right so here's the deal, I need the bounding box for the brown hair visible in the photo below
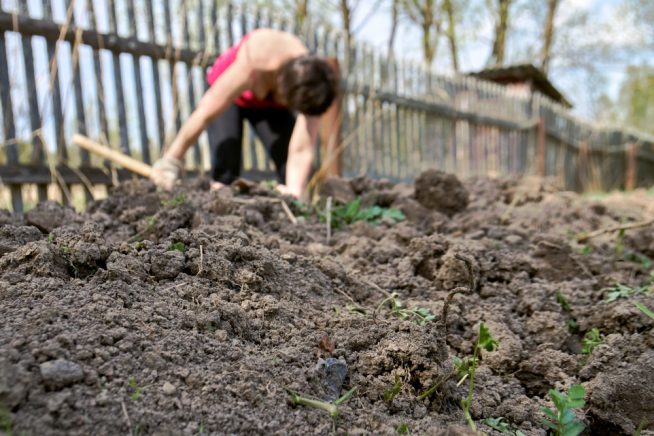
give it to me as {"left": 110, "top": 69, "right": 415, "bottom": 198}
{"left": 277, "top": 55, "right": 339, "bottom": 116}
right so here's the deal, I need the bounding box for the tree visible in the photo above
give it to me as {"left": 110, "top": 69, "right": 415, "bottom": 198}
{"left": 540, "top": 0, "right": 559, "bottom": 73}
{"left": 388, "top": 0, "right": 400, "bottom": 57}
{"left": 402, "top": 0, "right": 442, "bottom": 67}
{"left": 616, "top": 65, "right": 654, "bottom": 134}
{"left": 442, "top": 0, "right": 459, "bottom": 71}
{"left": 488, "top": 0, "right": 512, "bottom": 66}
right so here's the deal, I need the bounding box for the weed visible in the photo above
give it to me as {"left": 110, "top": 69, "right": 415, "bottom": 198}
{"left": 59, "top": 244, "right": 71, "bottom": 255}
{"left": 614, "top": 228, "right": 626, "bottom": 258}
{"left": 47, "top": 233, "right": 55, "bottom": 243}
{"left": 161, "top": 194, "right": 188, "bottom": 207}
{"left": 605, "top": 283, "right": 648, "bottom": 302}
{"left": 459, "top": 322, "right": 499, "bottom": 432}
{"left": 484, "top": 417, "right": 526, "bottom": 436}
{"left": 396, "top": 421, "right": 410, "bottom": 434}
{"left": 624, "top": 252, "right": 653, "bottom": 269}
{"left": 128, "top": 378, "right": 141, "bottom": 401}
{"left": 383, "top": 375, "right": 403, "bottom": 403}
{"left": 197, "top": 420, "right": 206, "bottom": 435}
{"left": 566, "top": 319, "right": 579, "bottom": 333}
{"left": 377, "top": 292, "right": 435, "bottom": 326}
{"left": 287, "top": 387, "right": 357, "bottom": 430}
{"left": 291, "top": 199, "right": 313, "bottom": 220}
{"left": 167, "top": 242, "right": 186, "bottom": 253}
{"left": 577, "top": 245, "right": 592, "bottom": 256}
{"left": 0, "top": 402, "right": 12, "bottom": 435}
{"left": 346, "top": 303, "right": 367, "bottom": 316}
{"left": 634, "top": 301, "right": 654, "bottom": 321}
{"left": 556, "top": 291, "right": 572, "bottom": 312}
{"left": 321, "top": 198, "right": 405, "bottom": 230}
{"left": 542, "top": 384, "right": 586, "bottom": 436}
{"left": 582, "top": 328, "right": 604, "bottom": 355}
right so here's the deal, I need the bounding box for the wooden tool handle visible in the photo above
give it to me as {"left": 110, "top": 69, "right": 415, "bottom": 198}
{"left": 73, "top": 134, "right": 153, "bottom": 178}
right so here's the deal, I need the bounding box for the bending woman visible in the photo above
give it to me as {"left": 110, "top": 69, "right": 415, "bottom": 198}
{"left": 150, "top": 29, "right": 339, "bottom": 198}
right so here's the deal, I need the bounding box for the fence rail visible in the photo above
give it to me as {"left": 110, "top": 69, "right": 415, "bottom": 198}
{"left": 1, "top": 0, "right": 654, "bottom": 214}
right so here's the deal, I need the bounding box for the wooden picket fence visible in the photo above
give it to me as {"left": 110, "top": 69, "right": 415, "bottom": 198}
{"left": 1, "top": 0, "right": 654, "bottom": 213}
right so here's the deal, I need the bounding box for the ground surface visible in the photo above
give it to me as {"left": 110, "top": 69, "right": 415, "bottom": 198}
{"left": 1, "top": 172, "right": 654, "bottom": 435}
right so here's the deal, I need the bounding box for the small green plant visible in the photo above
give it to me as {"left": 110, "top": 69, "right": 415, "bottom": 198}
{"left": 377, "top": 292, "right": 435, "bottom": 326}
{"left": 396, "top": 421, "right": 410, "bottom": 435}
{"left": 542, "top": 384, "right": 586, "bottom": 436}
{"left": 458, "top": 322, "right": 499, "bottom": 432}
{"left": 59, "top": 244, "right": 71, "bottom": 255}
{"left": 161, "top": 194, "right": 188, "bottom": 207}
{"left": 287, "top": 387, "right": 357, "bottom": 430}
{"left": 556, "top": 291, "right": 572, "bottom": 312}
{"left": 167, "top": 242, "right": 186, "bottom": 253}
{"left": 261, "top": 180, "right": 277, "bottom": 190}
{"left": 614, "top": 228, "right": 626, "bottom": 258}
{"left": 383, "top": 375, "right": 403, "bottom": 403}
{"left": 345, "top": 303, "right": 367, "bottom": 316}
{"left": 47, "top": 233, "right": 55, "bottom": 243}
{"left": 0, "top": 402, "right": 12, "bottom": 435}
{"left": 582, "top": 328, "right": 604, "bottom": 355}
{"left": 128, "top": 378, "right": 142, "bottom": 401}
{"left": 624, "top": 252, "right": 653, "bottom": 269}
{"left": 484, "top": 417, "right": 526, "bottom": 436}
{"left": 634, "top": 301, "right": 654, "bottom": 321}
{"left": 605, "top": 283, "right": 648, "bottom": 302}
{"left": 321, "top": 198, "right": 405, "bottom": 230}
{"left": 566, "top": 319, "right": 579, "bottom": 333}
{"left": 577, "top": 245, "right": 592, "bottom": 256}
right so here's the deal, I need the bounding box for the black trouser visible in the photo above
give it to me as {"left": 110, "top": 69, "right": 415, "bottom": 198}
{"left": 206, "top": 103, "right": 296, "bottom": 184}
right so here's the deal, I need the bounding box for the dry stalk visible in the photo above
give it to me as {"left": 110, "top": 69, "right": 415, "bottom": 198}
{"left": 577, "top": 217, "right": 654, "bottom": 242}
{"left": 326, "top": 196, "right": 333, "bottom": 242}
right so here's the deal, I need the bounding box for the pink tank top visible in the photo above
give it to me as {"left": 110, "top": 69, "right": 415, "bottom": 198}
{"left": 206, "top": 33, "right": 284, "bottom": 109}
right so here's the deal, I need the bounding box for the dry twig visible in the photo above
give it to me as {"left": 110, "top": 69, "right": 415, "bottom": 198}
{"left": 577, "top": 217, "right": 654, "bottom": 242}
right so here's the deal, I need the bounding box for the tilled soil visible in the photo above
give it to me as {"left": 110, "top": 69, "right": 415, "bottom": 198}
{"left": 1, "top": 172, "right": 654, "bottom": 435}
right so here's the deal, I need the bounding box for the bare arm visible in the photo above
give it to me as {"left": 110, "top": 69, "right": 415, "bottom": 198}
{"left": 164, "top": 61, "right": 250, "bottom": 161}
{"left": 282, "top": 114, "right": 320, "bottom": 198}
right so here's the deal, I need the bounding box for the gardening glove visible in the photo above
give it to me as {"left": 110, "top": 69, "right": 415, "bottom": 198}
{"left": 151, "top": 156, "right": 182, "bottom": 191}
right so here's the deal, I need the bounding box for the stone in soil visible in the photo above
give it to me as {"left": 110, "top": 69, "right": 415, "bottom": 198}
{"left": 39, "top": 359, "right": 84, "bottom": 389}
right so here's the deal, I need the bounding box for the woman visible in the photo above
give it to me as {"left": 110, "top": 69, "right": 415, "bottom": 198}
{"left": 150, "top": 28, "right": 339, "bottom": 198}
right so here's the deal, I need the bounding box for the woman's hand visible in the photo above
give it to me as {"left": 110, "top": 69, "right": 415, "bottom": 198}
{"left": 150, "top": 156, "right": 183, "bottom": 190}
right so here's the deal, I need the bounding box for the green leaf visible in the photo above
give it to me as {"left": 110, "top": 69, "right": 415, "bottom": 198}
{"left": 334, "top": 387, "right": 357, "bottom": 406}
{"left": 562, "top": 421, "right": 585, "bottom": 436}
{"left": 541, "top": 407, "right": 557, "bottom": 420}
{"left": 478, "top": 322, "right": 499, "bottom": 352}
{"left": 382, "top": 208, "right": 406, "bottom": 222}
{"left": 634, "top": 301, "right": 654, "bottom": 321}
{"left": 167, "top": 242, "right": 186, "bottom": 252}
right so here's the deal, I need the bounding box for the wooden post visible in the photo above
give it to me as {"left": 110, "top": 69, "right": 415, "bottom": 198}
{"left": 536, "top": 116, "right": 546, "bottom": 177}
{"left": 107, "top": 0, "right": 130, "bottom": 154}
{"left": 577, "top": 140, "right": 589, "bottom": 191}
{"left": 625, "top": 142, "right": 637, "bottom": 191}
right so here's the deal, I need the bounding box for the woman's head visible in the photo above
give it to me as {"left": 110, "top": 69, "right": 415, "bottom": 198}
{"left": 277, "top": 55, "right": 339, "bottom": 116}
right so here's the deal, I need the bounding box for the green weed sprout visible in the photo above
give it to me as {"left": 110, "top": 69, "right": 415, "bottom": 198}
{"left": 634, "top": 301, "right": 654, "bottom": 321}
{"left": 581, "top": 328, "right": 604, "bottom": 355}
{"left": 288, "top": 387, "right": 357, "bottom": 429}
{"left": 377, "top": 292, "right": 435, "bottom": 326}
{"left": 383, "top": 375, "right": 403, "bottom": 403}
{"left": 396, "top": 422, "right": 410, "bottom": 434}
{"left": 556, "top": 291, "right": 572, "bottom": 312}
{"left": 321, "top": 198, "right": 405, "bottom": 230}
{"left": 605, "top": 283, "right": 648, "bottom": 302}
{"left": 458, "top": 322, "right": 499, "bottom": 432}
{"left": 161, "top": 194, "right": 188, "bottom": 207}
{"left": 128, "top": 378, "right": 141, "bottom": 401}
{"left": 542, "top": 384, "right": 586, "bottom": 436}
{"left": 484, "top": 417, "right": 526, "bottom": 436}
{"left": 167, "top": 242, "right": 186, "bottom": 253}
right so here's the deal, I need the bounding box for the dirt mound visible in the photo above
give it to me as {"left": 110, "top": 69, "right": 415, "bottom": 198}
{"left": 1, "top": 171, "right": 653, "bottom": 435}
{"left": 414, "top": 169, "right": 469, "bottom": 215}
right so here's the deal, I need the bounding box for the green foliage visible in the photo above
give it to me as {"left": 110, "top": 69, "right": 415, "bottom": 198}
{"left": 634, "top": 301, "right": 654, "bottom": 321}
{"left": 128, "top": 378, "right": 141, "bottom": 401}
{"left": 577, "top": 245, "right": 592, "bottom": 256}
{"left": 322, "top": 198, "right": 405, "bottom": 230}
{"left": 47, "top": 233, "right": 55, "bottom": 243}
{"left": 605, "top": 283, "right": 648, "bottom": 302}
{"left": 59, "top": 244, "right": 71, "bottom": 255}
{"left": 0, "top": 402, "right": 12, "bottom": 435}
{"left": 161, "top": 194, "right": 188, "bottom": 207}
{"left": 582, "top": 328, "right": 604, "bottom": 355}
{"left": 460, "top": 322, "right": 499, "bottom": 432}
{"left": 556, "top": 291, "right": 572, "bottom": 312}
{"left": 566, "top": 319, "right": 579, "bottom": 333}
{"left": 396, "top": 422, "right": 410, "bottom": 435}
{"left": 624, "top": 252, "right": 653, "bottom": 269}
{"left": 167, "top": 242, "right": 186, "bottom": 253}
{"left": 261, "top": 180, "right": 277, "bottom": 190}
{"left": 345, "top": 303, "right": 367, "bottom": 315}
{"left": 542, "top": 384, "right": 586, "bottom": 436}
{"left": 377, "top": 292, "right": 436, "bottom": 326}
{"left": 484, "top": 417, "right": 526, "bottom": 436}
{"left": 383, "top": 375, "right": 403, "bottom": 403}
